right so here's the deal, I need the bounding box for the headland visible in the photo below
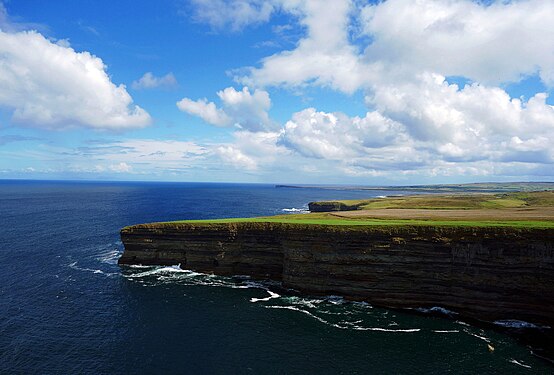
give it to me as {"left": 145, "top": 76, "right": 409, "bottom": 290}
{"left": 119, "top": 189, "right": 554, "bottom": 332}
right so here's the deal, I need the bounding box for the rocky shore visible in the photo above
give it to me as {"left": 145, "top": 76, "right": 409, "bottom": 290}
{"left": 119, "top": 222, "right": 554, "bottom": 327}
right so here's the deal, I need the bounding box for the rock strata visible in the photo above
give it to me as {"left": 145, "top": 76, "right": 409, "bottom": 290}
{"left": 119, "top": 222, "right": 554, "bottom": 327}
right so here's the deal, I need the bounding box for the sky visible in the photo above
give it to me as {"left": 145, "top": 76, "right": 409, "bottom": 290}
{"left": 0, "top": 0, "right": 553, "bottom": 185}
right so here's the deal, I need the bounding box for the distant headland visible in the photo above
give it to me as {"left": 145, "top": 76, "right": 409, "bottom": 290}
{"left": 119, "top": 184, "right": 554, "bottom": 357}
{"left": 276, "top": 181, "right": 554, "bottom": 193}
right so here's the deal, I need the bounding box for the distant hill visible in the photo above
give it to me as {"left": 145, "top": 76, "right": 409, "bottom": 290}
{"left": 276, "top": 182, "right": 554, "bottom": 193}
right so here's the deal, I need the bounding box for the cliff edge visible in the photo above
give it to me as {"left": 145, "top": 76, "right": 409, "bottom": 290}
{"left": 119, "top": 221, "right": 554, "bottom": 327}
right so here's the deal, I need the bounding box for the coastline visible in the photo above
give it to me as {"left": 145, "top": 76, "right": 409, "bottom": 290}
{"left": 118, "top": 190, "right": 554, "bottom": 360}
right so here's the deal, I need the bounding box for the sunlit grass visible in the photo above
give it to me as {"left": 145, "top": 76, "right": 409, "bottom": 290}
{"left": 158, "top": 217, "right": 554, "bottom": 229}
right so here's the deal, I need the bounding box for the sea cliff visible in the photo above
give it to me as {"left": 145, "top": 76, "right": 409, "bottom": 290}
{"left": 119, "top": 222, "right": 554, "bottom": 327}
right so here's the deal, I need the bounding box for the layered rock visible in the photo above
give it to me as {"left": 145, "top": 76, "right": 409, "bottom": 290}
{"left": 307, "top": 201, "right": 360, "bottom": 212}
{"left": 119, "top": 222, "right": 554, "bottom": 327}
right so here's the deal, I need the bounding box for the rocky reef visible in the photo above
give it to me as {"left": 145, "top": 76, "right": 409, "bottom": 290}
{"left": 119, "top": 222, "right": 554, "bottom": 327}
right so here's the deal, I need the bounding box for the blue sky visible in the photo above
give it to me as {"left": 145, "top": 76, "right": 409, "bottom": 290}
{"left": 0, "top": 0, "right": 553, "bottom": 184}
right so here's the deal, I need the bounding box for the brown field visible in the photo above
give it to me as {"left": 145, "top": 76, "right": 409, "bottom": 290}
{"left": 329, "top": 207, "right": 554, "bottom": 221}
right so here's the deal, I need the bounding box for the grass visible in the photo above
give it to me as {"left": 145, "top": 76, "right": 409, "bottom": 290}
{"left": 311, "top": 191, "right": 554, "bottom": 211}
{"left": 135, "top": 191, "right": 554, "bottom": 230}
{"left": 157, "top": 217, "right": 554, "bottom": 229}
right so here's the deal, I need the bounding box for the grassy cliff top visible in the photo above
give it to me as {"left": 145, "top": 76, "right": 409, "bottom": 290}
{"left": 140, "top": 191, "right": 554, "bottom": 230}
{"left": 310, "top": 191, "right": 554, "bottom": 211}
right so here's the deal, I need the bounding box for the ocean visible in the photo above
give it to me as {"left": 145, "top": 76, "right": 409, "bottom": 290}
{"left": 0, "top": 180, "right": 551, "bottom": 374}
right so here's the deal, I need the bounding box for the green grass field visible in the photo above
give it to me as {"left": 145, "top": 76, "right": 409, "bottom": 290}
{"left": 311, "top": 191, "right": 554, "bottom": 210}
{"left": 145, "top": 191, "right": 554, "bottom": 230}
{"left": 158, "top": 216, "right": 554, "bottom": 229}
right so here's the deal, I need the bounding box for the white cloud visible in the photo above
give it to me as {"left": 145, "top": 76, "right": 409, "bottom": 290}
{"left": 177, "top": 86, "right": 275, "bottom": 131}
{"left": 50, "top": 139, "right": 210, "bottom": 176}
{"left": 101, "top": 139, "right": 208, "bottom": 163}
{"left": 212, "top": 130, "right": 291, "bottom": 171}
{"left": 279, "top": 107, "right": 426, "bottom": 172}
{"left": 109, "top": 162, "right": 132, "bottom": 173}
{"left": 215, "top": 146, "right": 258, "bottom": 170}
{"left": 281, "top": 108, "right": 406, "bottom": 160}
{"left": 176, "top": 97, "right": 232, "bottom": 126}
{"left": 233, "top": 0, "right": 554, "bottom": 92}
{"left": 238, "top": 0, "right": 372, "bottom": 93}
{"left": 5, "top": 0, "right": 553, "bottom": 182}
{"left": 188, "top": 0, "right": 277, "bottom": 31}
{"left": 0, "top": 30, "right": 151, "bottom": 130}
{"left": 368, "top": 73, "right": 554, "bottom": 162}
{"left": 361, "top": 0, "right": 554, "bottom": 87}
{"left": 132, "top": 72, "right": 178, "bottom": 90}
{"left": 217, "top": 86, "right": 273, "bottom": 131}
{"left": 194, "top": 0, "right": 554, "bottom": 177}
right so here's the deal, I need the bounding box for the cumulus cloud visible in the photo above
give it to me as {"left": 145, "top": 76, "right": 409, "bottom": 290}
{"left": 281, "top": 108, "right": 407, "bottom": 159}
{"left": 233, "top": 0, "right": 554, "bottom": 91}
{"left": 0, "top": 30, "right": 151, "bottom": 130}
{"left": 176, "top": 98, "right": 232, "bottom": 127}
{"left": 238, "top": 0, "right": 372, "bottom": 93}
{"left": 368, "top": 73, "right": 554, "bottom": 161}
{"left": 361, "top": 0, "right": 554, "bottom": 87}
{"left": 279, "top": 108, "right": 426, "bottom": 172}
{"left": 176, "top": 80, "right": 552, "bottom": 179}
{"left": 177, "top": 86, "right": 275, "bottom": 131}
{"left": 14, "top": 0, "right": 549, "bottom": 181}
{"left": 184, "top": 0, "right": 553, "bottom": 178}
{"left": 132, "top": 72, "right": 178, "bottom": 90}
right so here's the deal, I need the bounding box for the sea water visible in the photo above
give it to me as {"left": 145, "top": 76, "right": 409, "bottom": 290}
{"left": 0, "top": 180, "right": 551, "bottom": 374}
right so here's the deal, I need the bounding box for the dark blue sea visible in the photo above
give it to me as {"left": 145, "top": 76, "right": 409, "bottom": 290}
{"left": 0, "top": 180, "right": 552, "bottom": 374}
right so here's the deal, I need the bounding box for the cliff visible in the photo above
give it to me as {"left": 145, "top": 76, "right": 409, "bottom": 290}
{"left": 308, "top": 201, "right": 361, "bottom": 212}
{"left": 119, "top": 222, "right": 554, "bottom": 327}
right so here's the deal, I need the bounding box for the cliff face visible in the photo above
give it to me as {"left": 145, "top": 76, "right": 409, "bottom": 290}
{"left": 308, "top": 201, "right": 360, "bottom": 212}
{"left": 120, "top": 223, "right": 554, "bottom": 326}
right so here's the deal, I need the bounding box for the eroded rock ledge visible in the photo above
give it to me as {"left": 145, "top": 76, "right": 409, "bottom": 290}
{"left": 119, "top": 222, "right": 554, "bottom": 327}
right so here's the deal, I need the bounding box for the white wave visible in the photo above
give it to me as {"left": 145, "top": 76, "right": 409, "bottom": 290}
{"left": 250, "top": 290, "right": 281, "bottom": 303}
{"left": 243, "top": 281, "right": 270, "bottom": 289}
{"left": 123, "top": 267, "right": 286, "bottom": 297}
{"left": 325, "top": 295, "right": 347, "bottom": 305}
{"left": 376, "top": 195, "right": 387, "bottom": 198}
{"left": 68, "top": 261, "right": 117, "bottom": 277}
{"left": 96, "top": 247, "right": 122, "bottom": 265}
{"left": 494, "top": 320, "right": 548, "bottom": 329}
{"left": 345, "top": 319, "right": 363, "bottom": 325}
{"left": 265, "top": 305, "right": 420, "bottom": 333}
{"left": 415, "top": 306, "right": 457, "bottom": 315}
{"left": 282, "top": 296, "right": 323, "bottom": 309}
{"left": 352, "top": 301, "right": 373, "bottom": 309}
{"left": 281, "top": 208, "right": 309, "bottom": 213}
{"left": 433, "top": 330, "right": 460, "bottom": 333}
{"left": 509, "top": 359, "right": 532, "bottom": 369}
{"left": 265, "top": 305, "right": 344, "bottom": 328}
{"left": 125, "top": 264, "right": 187, "bottom": 278}
{"left": 465, "top": 330, "right": 491, "bottom": 343}
{"left": 352, "top": 326, "right": 420, "bottom": 332}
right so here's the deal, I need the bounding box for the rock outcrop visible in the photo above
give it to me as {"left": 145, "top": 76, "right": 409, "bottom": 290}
{"left": 307, "top": 201, "right": 360, "bottom": 212}
{"left": 119, "top": 222, "right": 554, "bottom": 327}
